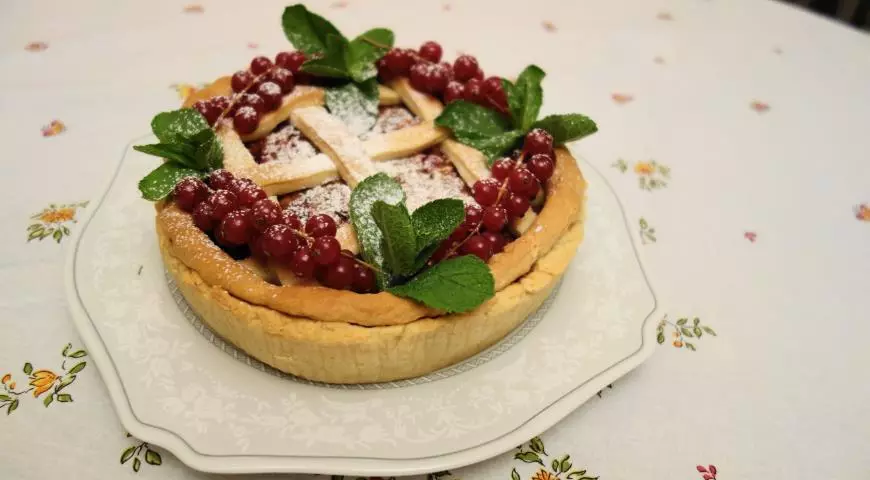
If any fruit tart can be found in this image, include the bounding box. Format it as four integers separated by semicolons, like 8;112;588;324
136;4;597;384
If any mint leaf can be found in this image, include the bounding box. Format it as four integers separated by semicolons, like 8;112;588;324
371;201;418;276
532;114;598;145
300;34;351;78
411;198;465;252
281;4;343;55
325;80;379;135
193;132;223;171
436;100;513;139
151;108;211;145
138;162;203;201
347;28;394;83
134;143;198;169
463;130;525;163
513;65;545;131
388;256;495;313
349;173;406;288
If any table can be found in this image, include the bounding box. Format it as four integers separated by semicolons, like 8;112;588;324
2;0;869;478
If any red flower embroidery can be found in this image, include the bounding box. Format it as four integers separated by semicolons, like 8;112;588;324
744;231;757;242
41;120;66;137
247;42;259;49
25;42;48;52
751;101;770;113
442;3;452;11
657;12;673;21
542;21;557;32
611;93;634;104
855;204;870;222
330;1;348;8
697;464;718;479
183;4;204;13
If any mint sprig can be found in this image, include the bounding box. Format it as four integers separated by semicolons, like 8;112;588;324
133;108;222;200
282;5;393;129
435;64;598;163
350;174;493;311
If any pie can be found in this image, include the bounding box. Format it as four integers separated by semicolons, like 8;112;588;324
141;5;595;384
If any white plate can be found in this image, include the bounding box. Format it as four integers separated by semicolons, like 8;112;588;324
65;137;658;475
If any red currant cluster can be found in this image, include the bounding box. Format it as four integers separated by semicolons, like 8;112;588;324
428;128;556;263
192;52;310;135
376;42;508;115
172;170;375;292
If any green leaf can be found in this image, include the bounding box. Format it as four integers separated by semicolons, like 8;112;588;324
639;218;648;229
281;4;343;55
411;198;465;253
657;332;665;344
0;394;10;402
676;318;688;326
511;468;521;480
388;256;494;313
44;394;54;407
68;361;87;375
512;65;546;130
561;458;573;473
371;201;418;276
680;327;693;338
694;326;703;337
685;342;696;351
133;143;198;169
62;343;72;356
150;108;211;145
693;317;700;326
8;399;18;414
529;436;546;454
56;375;75;393
53;229;63;242
120;446;136;464
513;451;543;465
23;362;32;375
325;81;379;135
133;457;141;472
347;28;394;83
145;449;162;466
301;34;351;78
552;459;560;472
532;114;598;145
56;393;72;402
138;162;203;201
462;130;525;163
436;100;513;139
702;326;717;336
70;350;87;358
349;173;406;288
193;132;223;171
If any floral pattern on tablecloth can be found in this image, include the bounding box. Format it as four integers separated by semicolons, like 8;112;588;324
1;344;88;415
27;201;88;243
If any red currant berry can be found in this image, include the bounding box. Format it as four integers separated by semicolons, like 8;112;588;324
462;234;493;261
429;240;456;263
482;206;508;232
276;51;307;74
236;184;267;207
249;234;268;262
230;177;257;195
463;203;484;228
453;55;480;82
268;67;295;94
352;264;375;293
508;167;538;198
250;198;283;232
231;70;254;92
323;257;354;289
443;81;465;103
283;212;302;231
206;190;238;221
528;153;555;183
206;169;235;191
291;247;317;278
250;56;273;75
383;48;416;76
193;100;220;126
491;158;515;180
173;177;209;212
524;128;554;155
471;68;485;81
312;236;340;265
472;178;500;206
219;209;253;246
239;93;266;114
449;225;469;242
233;106;260;134
262;224;299;260
463;78;484;104
427;63;450;94
305;214;337;238
409;63;431;93
482;76;509;113
376;57;396;82
505;193;530;218
419;41;443;62
257;82;283;111
192;201;216;232
481;231;506;253
210;95;231;112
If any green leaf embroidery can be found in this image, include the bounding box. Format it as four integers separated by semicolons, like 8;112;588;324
61;343;72;356
685;342;696;351
511;468;521;480
347;28;394;83
133;457;141;472
324;80;380;135
411;198;465;254
680;327;693;338
43;394;54;407
53;229;63;242
512;65;546;131
137;162;203;201
301;34;351;78
281;4;343;55
693;317;700;326
7;399;18;414
702;326;717;336
145;449;162;466
68;361;87;375
657;332;665;344
371;201;418;276
532;114;598;145
23;362;32;375
388;256;495;313
552;459;560;472
514;451;544;465
120;446;136;464
529;436;546;454
69;350;87;358
0;394;10;402
694;326;703;337
676;317;688;326
560;456;573;473
56;393;73;402
55;375;75;393
349;173;406;288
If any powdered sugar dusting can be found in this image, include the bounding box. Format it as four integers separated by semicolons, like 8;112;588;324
283;182;351;223
292;106;377;182
360;107;420;140
256;124;318;164
259;81;281;96
376;150;473;211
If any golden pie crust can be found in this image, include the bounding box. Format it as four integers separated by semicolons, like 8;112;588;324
158;77;587;384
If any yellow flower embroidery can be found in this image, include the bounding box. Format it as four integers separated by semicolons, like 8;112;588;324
532;470;557;480
29;370;58;398
1;374;10;384
28;201;88;243
634;162;655;175
39;207;75;224
41;120;66;137
855;204;870;222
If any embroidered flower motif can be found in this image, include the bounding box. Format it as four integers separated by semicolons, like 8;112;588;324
27;201;88;243
855;204;870;221
330;1;348;8
744;231;757;242
657;315;716;351
697;464;719;479
25;42;48;52
542;21;557;32
639;218;656;244
1;344;87;415
442;3;452;11
183;4;204;13
611;93;634;104
120;434;164;472
634;161;654;175
1;374;15;390
41;120;66;137
247;42;259;49
28;370;58;398
657;11;673;20
532;470;557;480
751;101;770;113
